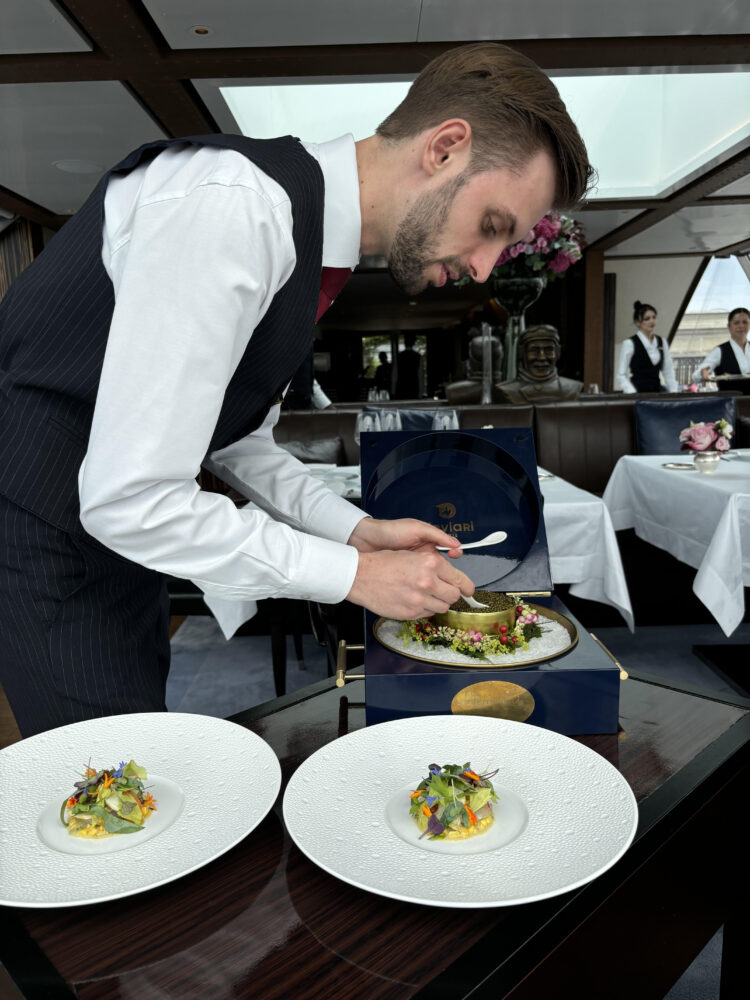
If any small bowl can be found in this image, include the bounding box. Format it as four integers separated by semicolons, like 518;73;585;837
433;591;517;635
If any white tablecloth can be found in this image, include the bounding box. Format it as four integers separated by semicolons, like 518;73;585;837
539;474;633;630
603;450;750;636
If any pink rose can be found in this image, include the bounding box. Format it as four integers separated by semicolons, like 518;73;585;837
548;252;571;274
683;425;718;450
715;434;730;452
509;244;522;258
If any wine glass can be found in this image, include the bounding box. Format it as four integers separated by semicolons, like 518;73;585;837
380;409;403;432
354;411;381;445
431;409;459;430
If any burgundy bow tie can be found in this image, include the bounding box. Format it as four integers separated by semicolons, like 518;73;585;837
316;266;351;322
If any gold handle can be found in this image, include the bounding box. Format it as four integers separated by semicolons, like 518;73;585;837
335;641;365;687
509;591;552;598
590;633;628;680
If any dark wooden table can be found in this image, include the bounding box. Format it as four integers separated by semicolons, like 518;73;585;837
1;671;748;1000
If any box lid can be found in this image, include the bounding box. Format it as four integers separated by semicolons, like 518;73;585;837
359;427;551;594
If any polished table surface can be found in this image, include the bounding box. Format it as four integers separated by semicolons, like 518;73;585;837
603;450;750;635
1;672;748;1000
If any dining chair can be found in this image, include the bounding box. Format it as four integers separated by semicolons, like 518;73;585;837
633;396;737;455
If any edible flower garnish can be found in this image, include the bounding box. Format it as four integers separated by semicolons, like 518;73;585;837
60;759;156;838
398;603;543;659
409;763;499;840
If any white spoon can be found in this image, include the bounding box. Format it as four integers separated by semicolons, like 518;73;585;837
461;594;490;609
436;530;507;552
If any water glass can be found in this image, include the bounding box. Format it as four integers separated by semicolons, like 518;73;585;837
587;383;600;394
367;388;378;401
378;390;391;401
431;409;459;430
380;409;403;432
354;411;381;445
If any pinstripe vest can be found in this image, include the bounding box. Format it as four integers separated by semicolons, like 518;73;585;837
0;134;324;535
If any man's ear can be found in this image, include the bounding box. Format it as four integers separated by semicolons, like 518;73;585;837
422;119;472;176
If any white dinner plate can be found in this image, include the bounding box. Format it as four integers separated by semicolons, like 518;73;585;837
283;715;637;908
0;713;281;908
662;462;696;471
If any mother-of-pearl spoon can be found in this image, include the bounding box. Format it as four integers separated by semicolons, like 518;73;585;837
436;529;507;552
437;530;509;608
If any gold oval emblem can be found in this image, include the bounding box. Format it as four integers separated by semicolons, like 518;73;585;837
451;681;535;722
436;502;456;518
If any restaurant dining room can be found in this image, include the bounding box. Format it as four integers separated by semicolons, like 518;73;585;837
1;3;749;999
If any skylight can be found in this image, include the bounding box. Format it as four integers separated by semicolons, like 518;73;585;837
220;71;750;200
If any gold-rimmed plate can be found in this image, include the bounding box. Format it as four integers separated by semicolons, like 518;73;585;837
373;603;578;669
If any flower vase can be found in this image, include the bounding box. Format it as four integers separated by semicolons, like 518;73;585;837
692;450;721;474
492;276;547;381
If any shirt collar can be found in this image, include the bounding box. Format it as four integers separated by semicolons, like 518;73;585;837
636;329;659;350
302;134;360;269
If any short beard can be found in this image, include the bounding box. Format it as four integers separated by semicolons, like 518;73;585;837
388;173;468;295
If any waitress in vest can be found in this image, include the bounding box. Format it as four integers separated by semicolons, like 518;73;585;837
616;300;679;393
692;307;750;388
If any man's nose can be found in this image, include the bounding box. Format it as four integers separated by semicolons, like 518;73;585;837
467;247;499;284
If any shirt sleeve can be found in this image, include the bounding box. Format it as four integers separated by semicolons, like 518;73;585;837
660;339;679;392
79;170;361;605
615;339;637;393
691;346;721;382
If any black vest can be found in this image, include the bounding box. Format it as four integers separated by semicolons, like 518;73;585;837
0;135;324;534
717;340;741;375
629;334;664;393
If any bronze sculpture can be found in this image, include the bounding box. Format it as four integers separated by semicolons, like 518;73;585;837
495;324;582;403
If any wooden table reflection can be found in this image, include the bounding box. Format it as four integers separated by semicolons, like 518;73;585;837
1;672;748;1000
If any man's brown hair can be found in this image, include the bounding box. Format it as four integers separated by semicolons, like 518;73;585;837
377;43;594;210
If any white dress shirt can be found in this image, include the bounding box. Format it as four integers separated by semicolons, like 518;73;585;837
615;330;678;393
78;136;366;635
691;339;750;382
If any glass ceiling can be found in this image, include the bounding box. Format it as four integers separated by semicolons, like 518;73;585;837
221;72;750;200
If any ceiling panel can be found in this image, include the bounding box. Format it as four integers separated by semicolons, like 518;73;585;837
606;204;750;257
141;0;421;49
709;175;750;198
576;209;643;246
0;82;166;214
418;0;750;42
1;0;91;54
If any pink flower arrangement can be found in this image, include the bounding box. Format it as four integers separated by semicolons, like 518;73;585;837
488;211;586;282
679;418;733;453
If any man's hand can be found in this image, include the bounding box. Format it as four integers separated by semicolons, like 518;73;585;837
346;549;475;620
348;516;464;558
700;365;712;380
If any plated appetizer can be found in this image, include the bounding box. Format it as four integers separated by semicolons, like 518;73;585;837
60;759;157;838
409;763;499;840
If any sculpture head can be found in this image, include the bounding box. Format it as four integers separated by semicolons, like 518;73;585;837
518;324;561;382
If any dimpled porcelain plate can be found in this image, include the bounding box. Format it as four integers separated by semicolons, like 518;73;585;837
283;715;637;908
0;713;281;908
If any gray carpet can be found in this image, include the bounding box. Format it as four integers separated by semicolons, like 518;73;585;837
167;617;745;999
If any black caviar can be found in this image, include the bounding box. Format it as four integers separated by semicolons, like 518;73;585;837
451;591;517;613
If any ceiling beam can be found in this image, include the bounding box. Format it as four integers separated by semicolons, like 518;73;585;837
49;0;217;136
2;34;748;85
0;185;67;230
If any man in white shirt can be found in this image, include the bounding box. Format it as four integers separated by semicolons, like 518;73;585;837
0;42;592;736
